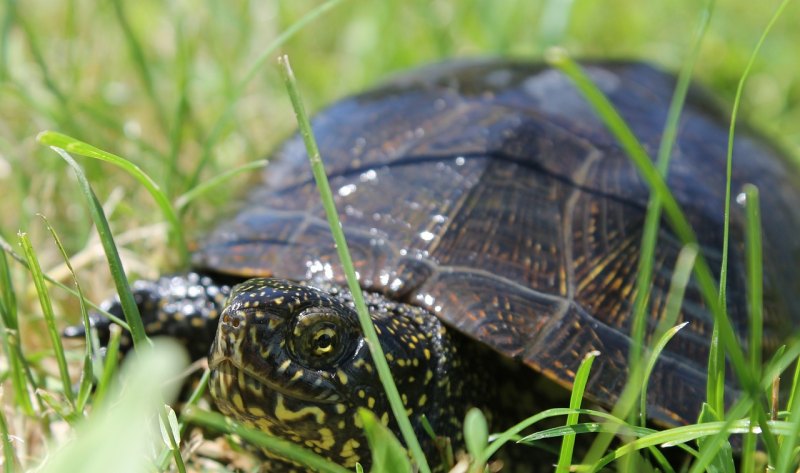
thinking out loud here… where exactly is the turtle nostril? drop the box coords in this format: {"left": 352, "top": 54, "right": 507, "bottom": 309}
{"left": 221, "top": 311, "right": 244, "bottom": 331}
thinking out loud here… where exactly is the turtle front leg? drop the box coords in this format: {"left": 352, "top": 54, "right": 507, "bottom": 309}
{"left": 64, "top": 272, "right": 237, "bottom": 360}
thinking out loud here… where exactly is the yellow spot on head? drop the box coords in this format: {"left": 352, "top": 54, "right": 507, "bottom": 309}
{"left": 340, "top": 438, "right": 361, "bottom": 467}
{"left": 248, "top": 406, "right": 266, "bottom": 417}
{"left": 274, "top": 394, "right": 326, "bottom": 424}
{"left": 336, "top": 370, "right": 349, "bottom": 384}
{"left": 232, "top": 393, "right": 244, "bottom": 411}
{"left": 424, "top": 370, "right": 433, "bottom": 383}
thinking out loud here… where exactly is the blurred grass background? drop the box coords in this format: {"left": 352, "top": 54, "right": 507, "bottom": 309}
{"left": 1, "top": 0, "right": 799, "bottom": 415}
{"left": 3, "top": 0, "right": 799, "bottom": 276}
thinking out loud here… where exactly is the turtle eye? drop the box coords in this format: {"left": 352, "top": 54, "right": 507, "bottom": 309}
{"left": 290, "top": 309, "right": 355, "bottom": 369}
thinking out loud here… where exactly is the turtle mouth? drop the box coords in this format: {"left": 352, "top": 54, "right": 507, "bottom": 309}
{"left": 210, "top": 356, "right": 340, "bottom": 405}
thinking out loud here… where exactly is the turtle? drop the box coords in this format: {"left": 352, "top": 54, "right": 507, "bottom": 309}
{"left": 72, "top": 59, "right": 800, "bottom": 470}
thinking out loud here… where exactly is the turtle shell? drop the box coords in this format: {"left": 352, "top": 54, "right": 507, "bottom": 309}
{"left": 194, "top": 60, "right": 800, "bottom": 426}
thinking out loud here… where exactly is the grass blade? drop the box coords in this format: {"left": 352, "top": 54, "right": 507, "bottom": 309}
{"left": 159, "top": 405, "right": 187, "bottom": 473}
{"left": 279, "top": 54, "right": 431, "bottom": 473}
{"left": 0, "top": 240, "right": 35, "bottom": 415}
{"left": 526, "top": 423, "right": 655, "bottom": 443}
{"left": 184, "top": 407, "right": 352, "bottom": 473}
{"left": 688, "top": 396, "right": 753, "bottom": 473}
{"left": 0, "top": 399, "right": 18, "bottom": 473}
{"left": 719, "top": 0, "right": 793, "bottom": 320}
{"left": 17, "top": 232, "right": 75, "bottom": 407}
{"left": 775, "top": 360, "right": 800, "bottom": 472}
{"left": 622, "top": 0, "right": 714, "bottom": 419}
{"left": 39, "top": 214, "right": 95, "bottom": 413}
{"left": 714, "top": 0, "right": 793, "bottom": 431}
{"left": 45, "top": 146, "right": 149, "bottom": 349}
{"left": 37, "top": 131, "right": 188, "bottom": 264}
{"left": 0, "top": 236, "right": 129, "bottom": 331}
{"left": 482, "top": 408, "right": 623, "bottom": 462}
{"left": 640, "top": 244, "right": 697, "bottom": 420}
{"left": 641, "top": 322, "right": 690, "bottom": 422}
{"left": 741, "top": 184, "right": 763, "bottom": 472}
{"left": 93, "top": 323, "right": 122, "bottom": 407}
{"left": 556, "top": 350, "right": 599, "bottom": 473}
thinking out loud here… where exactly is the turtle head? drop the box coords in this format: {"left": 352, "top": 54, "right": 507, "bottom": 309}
{"left": 208, "top": 278, "right": 458, "bottom": 468}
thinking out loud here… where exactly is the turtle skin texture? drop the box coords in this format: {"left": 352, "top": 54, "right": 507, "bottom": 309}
{"left": 78, "top": 60, "right": 800, "bottom": 470}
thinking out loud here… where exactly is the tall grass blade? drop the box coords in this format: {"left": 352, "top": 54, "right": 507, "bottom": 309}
{"left": 789, "top": 349, "right": 800, "bottom": 422}
{"left": 741, "top": 184, "right": 763, "bottom": 472}
{"left": 39, "top": 215, "right": 95, "bottom": 413}
{"left": 483, "top": 408, "right": 622, "bottom": 462}
{"left": 641, "top": 323, "right": 690, "bottom": 423}
{"left": 775, "top": 365, "right": 800, "bottom": 473}
{"left": 278, "top": 54, "right": 431, "bottom": 473}
{"left": 714, "top": 1, "right": 793, "bottom": 445}
{"left": 158, "top": 406, "right": 187, "bottom": 473}
{"left": 640, "top": 244, "right": 697, "bottom": 420}
{"left": 611, "top": 0, "right": 714, "bottom": 419}
{"left": 45, "top": 146, "right": 149, "bottom": 349}
{"left": 719, "top": 0, "right": 793, "bottom": 320}
{"left": 525, "top": 423, "right": 654, "bottom": 443}
{"left": 0, "top": 240, "right": 35, "bottom": 415}
{"left": 688, "top": 397, "right": 753, "bottom": 473}
{"left": 17, "top": 232, "right": 75, "bottom": 407}
{"left": 0, "top": 236, "right": 129, "bottom": 330}
{"left": 556, "top": 350, "right": 599, "bottom": 473}
{"left": 94, "top": 323, "right": 122, "bottom": 407}
{"left": 0, "top": 401, "right": 17, "bottom": 473}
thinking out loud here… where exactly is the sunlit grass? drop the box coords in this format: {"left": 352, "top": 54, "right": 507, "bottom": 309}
{"left": 2, "top": 0, "right": 800, "bottom": 472}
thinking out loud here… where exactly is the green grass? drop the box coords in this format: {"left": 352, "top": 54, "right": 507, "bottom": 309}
{"left": 2, "top": 0, "right": 800, "bottom": 472}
